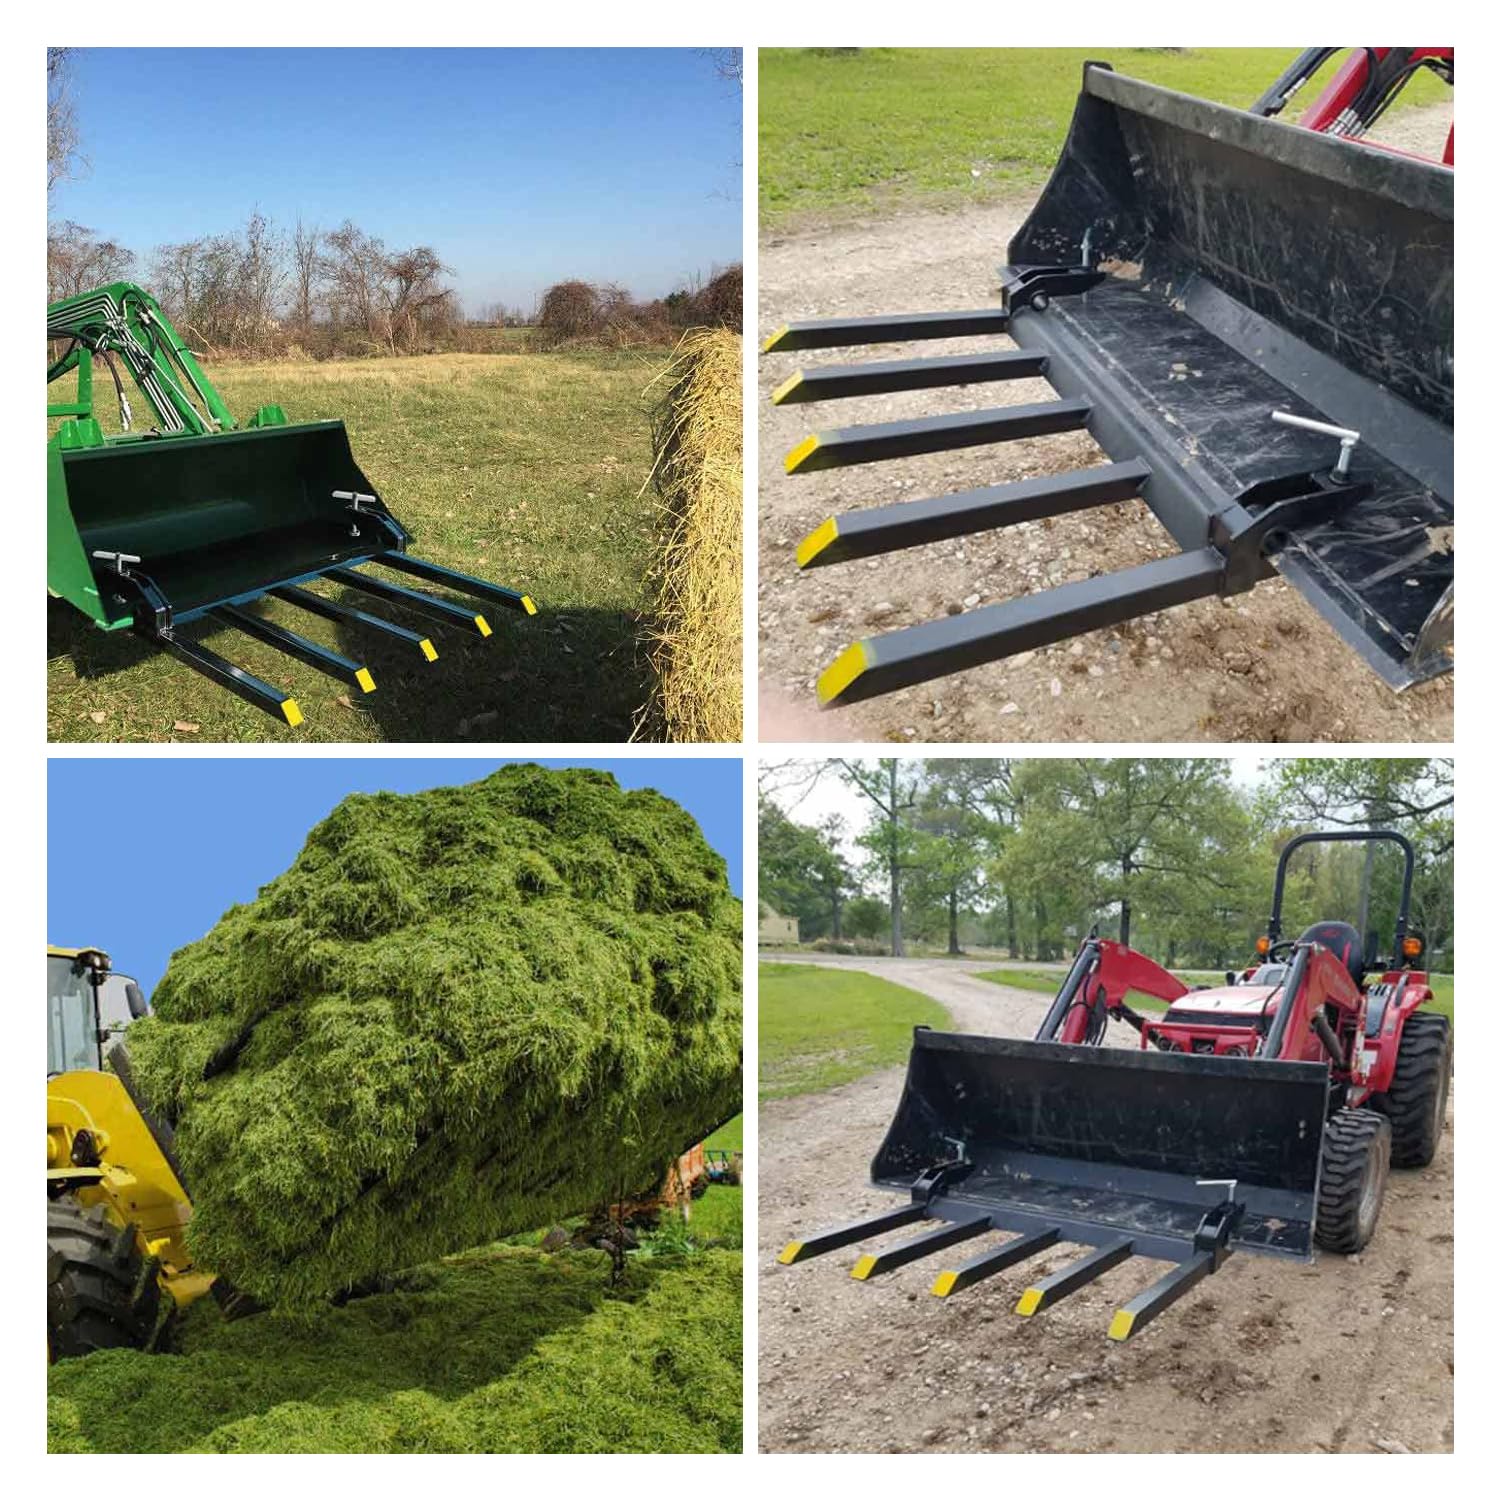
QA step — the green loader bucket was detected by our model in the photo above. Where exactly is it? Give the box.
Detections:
[50,421,383,629]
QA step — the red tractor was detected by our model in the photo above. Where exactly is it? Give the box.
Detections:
[778,831,1451,1340]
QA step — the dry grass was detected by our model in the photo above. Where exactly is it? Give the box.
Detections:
[635,330,743,743]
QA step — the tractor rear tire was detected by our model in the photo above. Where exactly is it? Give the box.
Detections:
[47,1199,162,1361]
[1375,1011,1452,1168]
[1314,1109,1391,1254]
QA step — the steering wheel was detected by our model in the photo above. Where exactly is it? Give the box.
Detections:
[1266,940,1297,963]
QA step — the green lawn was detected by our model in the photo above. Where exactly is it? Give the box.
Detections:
[48,1241,740,1453]
[759,961,950,1099]
[49,349,675,743]
[683,1185,742,1250]
[761,48,1449,225]
[978,965,1454,1022]
[703,1115,742,1151]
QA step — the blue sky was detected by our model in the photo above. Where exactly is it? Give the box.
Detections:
[53,48,742,312]
[49,757,743,996]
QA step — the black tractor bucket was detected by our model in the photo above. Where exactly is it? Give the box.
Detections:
[780,1031,1329,1341]
[54,421,535,725]
[766,63,1454,706]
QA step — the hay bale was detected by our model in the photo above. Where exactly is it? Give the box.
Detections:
[126,765,742,1308]
[637,329,743,742]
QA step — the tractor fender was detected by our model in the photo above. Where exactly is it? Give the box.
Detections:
[1361,975,1436,1096]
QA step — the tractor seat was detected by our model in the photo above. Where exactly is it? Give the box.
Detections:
[1298,921,1365,986]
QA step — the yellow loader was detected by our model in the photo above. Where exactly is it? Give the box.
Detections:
[46,945,217,1359]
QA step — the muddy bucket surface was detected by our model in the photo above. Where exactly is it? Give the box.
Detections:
[873,1031,1328,1260]
[51,421,385,627]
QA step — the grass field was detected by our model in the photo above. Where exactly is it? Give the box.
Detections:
[760,48,1449,225]
[978,965,1455,1023]
[48,1241,740,1453]
[49,349,675,743]
[760,961,950,1099]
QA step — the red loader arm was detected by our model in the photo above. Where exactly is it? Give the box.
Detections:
[1054,939,1187,1044]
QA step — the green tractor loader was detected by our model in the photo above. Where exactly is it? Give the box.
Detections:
[48,282,536,725]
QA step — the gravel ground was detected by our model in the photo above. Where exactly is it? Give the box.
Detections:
[757,954,1454,1453]
[756,102,1455,745]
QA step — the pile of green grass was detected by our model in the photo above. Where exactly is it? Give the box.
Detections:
[127,765,742,1307]
[48,1243,741,1453]
[759,962,950,1099]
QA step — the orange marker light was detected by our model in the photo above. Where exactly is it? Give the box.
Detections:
[1255,935,1271,955]
[1402,936,1424,958]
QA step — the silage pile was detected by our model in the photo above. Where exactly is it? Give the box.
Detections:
[126,765,741,1308]
[636,328,743,743]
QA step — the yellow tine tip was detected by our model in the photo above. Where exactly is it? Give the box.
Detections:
[354,667,376,694]
[521,595,537,615]
[419,639,438,663]
[1107,1309,1136,1342]
[280,698,304,728]
[475,615,492,638]
[785,434,821,474]
[931,1271,958,1298]
[771,371,805,405]
[850,1255,877,1281]
[796,517,839,569]
[776,1242,803,1266]
[816,641,871,707]
[1015,1287,1044,1318]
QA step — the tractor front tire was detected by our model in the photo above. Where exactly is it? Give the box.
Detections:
[1376,1011,1452,1168]
[1314,1109,1391,1254]
[47,1200,162,1361]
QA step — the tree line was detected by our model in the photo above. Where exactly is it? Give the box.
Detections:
[47,215,741,359]
[759,758,1454,971]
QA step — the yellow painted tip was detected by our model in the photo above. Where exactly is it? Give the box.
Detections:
[931,1270,959,1299]
[475,614,493,638]
[771,370,805,405]
[850,1255,877,1281]
[762,325,790,353]
[785,434,821,474]
[354,667,376,694]
[521,595,538,616]
[1107,1309,1136,1343]
[280,698,304,729]
[796,516,839,569]
[1015,1287,1044,1318]
[419,638,439,663]
[776,1241,804,1266]
[816,640,872,707]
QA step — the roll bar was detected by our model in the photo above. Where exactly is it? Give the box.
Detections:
[1266,829,1417,955]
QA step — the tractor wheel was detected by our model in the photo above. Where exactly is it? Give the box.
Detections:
[1375,1011,1452,1168]
[47,1199,162,1361]
[1314,1109,1391,1254]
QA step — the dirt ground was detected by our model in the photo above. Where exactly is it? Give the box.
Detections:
[757,955,1455,1454]
[756,102,1455,744]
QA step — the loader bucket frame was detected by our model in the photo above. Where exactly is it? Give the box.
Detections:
[47,282,537,725]
[768,63,1453,705]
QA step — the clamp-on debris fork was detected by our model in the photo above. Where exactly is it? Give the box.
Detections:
[764,62,1453,704]
[48,282,537,724]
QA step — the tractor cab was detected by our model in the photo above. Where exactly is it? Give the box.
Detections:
[47,946,148,1077]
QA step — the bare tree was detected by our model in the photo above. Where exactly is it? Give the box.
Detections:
[290,220,323,335]
[47,222,133,303]
[322,220,387,347]
[47,48,82,194]
[383,246,454,353]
